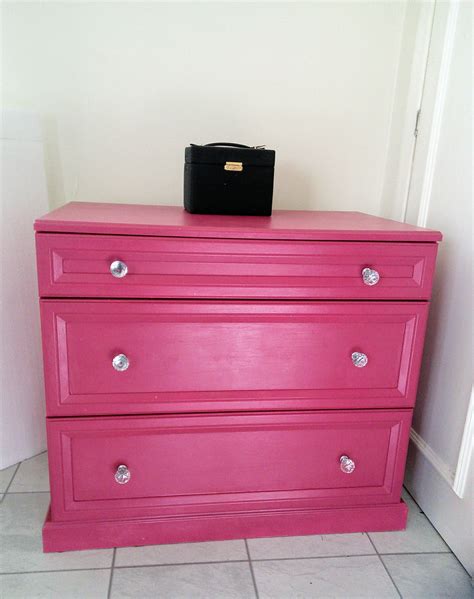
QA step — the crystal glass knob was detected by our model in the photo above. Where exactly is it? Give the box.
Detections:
[115,464,131,484]
[362,267,380,286]
[340,455,356,474]
[351,351,368,368]
[110,260,128,278]
[112,354,129,372]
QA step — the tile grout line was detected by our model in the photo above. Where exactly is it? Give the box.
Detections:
[402,485,423,513]
[0,560,250,576]
[5,491,50,495]
[0,567,113,576]
[252,553,376,563]
[0,463,21,502]
[245,540,260,599]
[0,551,455,577]
[107,548,116,599]
[367,534,403,599]
[111,559,249,570]
[21,450,47,461]
[250,550,452,561]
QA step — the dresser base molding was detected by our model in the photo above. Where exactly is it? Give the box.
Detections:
[42,501,408,553]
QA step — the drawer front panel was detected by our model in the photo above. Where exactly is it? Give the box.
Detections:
[47,410,412,521]
[41,301,428,415]
[36,233,437,300]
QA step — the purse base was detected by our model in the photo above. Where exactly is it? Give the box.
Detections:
[184,163,274,217]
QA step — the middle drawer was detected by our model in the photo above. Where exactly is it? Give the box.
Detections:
[41,300,428,416]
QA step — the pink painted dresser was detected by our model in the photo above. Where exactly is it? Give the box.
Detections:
[34,202,442,552]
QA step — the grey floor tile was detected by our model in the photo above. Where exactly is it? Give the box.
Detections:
[0,463,18,493]
[111,562,256,598]
[0,493,113,573]
[0,569,110,598]
[115,539,247,566]
[253,555,399,598]
[248,532,375,560]
[382,553,472,598]
[368,499,449,553]
[9,452,49,493]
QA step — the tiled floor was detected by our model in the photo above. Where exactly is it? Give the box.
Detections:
[1,453,472,598]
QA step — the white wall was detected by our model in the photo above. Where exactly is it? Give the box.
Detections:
[1,111,49,468]
[2,1,410,215]
[403,1,473,575]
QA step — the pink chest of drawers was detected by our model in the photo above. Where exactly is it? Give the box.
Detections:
[35,202,441,552]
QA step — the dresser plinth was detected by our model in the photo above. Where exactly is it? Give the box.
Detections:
[42,501,408,553]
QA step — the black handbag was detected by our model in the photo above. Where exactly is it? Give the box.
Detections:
[184,142,275,216]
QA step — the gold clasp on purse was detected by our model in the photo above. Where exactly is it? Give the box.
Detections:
[224,161,243,172]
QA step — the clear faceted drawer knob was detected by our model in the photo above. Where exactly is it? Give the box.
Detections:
[112,354,129,372]
[115,464,131,484]
[340,455,356,474]
[351,351,368,368]
[110,260,128,278]
[362,267,380,286]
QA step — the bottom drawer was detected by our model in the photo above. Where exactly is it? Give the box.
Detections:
[47,410,412,522]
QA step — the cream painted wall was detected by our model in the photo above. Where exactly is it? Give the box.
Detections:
[403,1,473,575]
[2,1,410,214]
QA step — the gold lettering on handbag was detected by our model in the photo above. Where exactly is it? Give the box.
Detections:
[224,161,243,172]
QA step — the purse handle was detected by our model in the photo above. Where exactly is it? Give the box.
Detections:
[191,142,265,149]
[203,142,250,148]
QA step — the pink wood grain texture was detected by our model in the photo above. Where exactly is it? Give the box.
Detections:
[34,204,441,552]
[42,501,408,552]
[34,202,442,242]
[40,300,428,416]
[36,233,438,300]
[46,410,412,523]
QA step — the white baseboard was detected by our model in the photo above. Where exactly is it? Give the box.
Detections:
[409,427,455,486]
[410,386,474,498]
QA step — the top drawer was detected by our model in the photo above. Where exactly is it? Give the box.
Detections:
[36,233,437,300]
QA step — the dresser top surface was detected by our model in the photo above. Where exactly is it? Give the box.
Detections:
[35,202,442,242]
